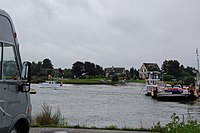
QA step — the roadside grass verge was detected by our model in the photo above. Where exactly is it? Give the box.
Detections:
[31,124,151,132]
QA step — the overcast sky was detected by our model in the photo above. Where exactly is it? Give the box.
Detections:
[1,0,200,69]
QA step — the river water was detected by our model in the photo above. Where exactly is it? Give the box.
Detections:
[30,83,200,128]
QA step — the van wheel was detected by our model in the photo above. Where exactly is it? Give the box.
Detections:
[10,125,21,133]
[10,127,18,133]
[11,120,29,133]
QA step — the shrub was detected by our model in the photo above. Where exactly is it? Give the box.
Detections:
[183,76,195,85]
[111,74,118,82]
[163,75,176,81]
[152,113,200,133]
[33,103,64,126]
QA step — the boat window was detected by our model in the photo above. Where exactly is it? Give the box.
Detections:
[2,43,20,80]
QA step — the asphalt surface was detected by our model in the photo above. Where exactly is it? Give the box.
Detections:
[30,128,150,133]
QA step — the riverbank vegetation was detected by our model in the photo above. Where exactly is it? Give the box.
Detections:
[32,103,65,126]
[32,104,200,132]
[152,113,200,133]
[30,58,198,86]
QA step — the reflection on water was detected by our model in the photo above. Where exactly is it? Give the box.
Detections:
[31,83,200,128]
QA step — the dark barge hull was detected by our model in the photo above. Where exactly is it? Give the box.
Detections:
[156,94,198,101]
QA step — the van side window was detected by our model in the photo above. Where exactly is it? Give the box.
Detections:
[3,43,20,80]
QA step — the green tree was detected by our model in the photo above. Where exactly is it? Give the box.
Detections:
[135,69,139,79]
[184,76,195,85]
[63,69,73,78]
[130,67,139,80]
[84,61,96,76]
[71,61,84,78]
[95,65,104,76]
[130,67,134,79]
[163,74,176,81]
[31,61,46,77]
[182,66,197,77]
[42,58,53,69]
[111,74,118,83]
[161,60,181,78]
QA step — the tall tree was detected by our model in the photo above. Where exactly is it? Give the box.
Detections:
[161,60,181,78]
[42,58,53,69]
[31,61,46,76]
[63,68,73,78]
[84,61,96,76]
[71,61,84,78]
[95,65,104,76]
[130,67,139,80]
[130,67,134,79]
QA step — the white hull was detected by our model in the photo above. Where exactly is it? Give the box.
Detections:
[39,81,62,88]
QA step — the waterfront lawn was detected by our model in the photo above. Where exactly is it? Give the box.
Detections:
[128,79,145,84]
[58,79,146,85]
[31,76,146,85]
[57,78,111,85]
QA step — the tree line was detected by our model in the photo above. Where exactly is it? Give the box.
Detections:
[161,60,197,85]
[30,58,198,84]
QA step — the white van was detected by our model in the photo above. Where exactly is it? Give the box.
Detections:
[0,9,31,133]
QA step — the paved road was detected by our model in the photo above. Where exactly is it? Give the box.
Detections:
[30,128,150,133]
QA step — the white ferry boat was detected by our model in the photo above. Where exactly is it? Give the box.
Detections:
[151,84,198,101]
[145,71,161,96]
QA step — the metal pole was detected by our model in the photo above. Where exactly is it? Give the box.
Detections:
[196,48,200,91]
[197,48,199,75]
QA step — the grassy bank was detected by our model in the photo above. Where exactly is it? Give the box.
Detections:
[31,76,146,85]
[57,78,111,85]
[128,80,145,84]
[57,79,145,85]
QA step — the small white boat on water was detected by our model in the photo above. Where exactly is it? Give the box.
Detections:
[39,81,63,88]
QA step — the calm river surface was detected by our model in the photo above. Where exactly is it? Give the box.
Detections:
[31,83,200,128]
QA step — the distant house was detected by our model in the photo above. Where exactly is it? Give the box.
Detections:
[139,63,161,79]
[105,66,125,77]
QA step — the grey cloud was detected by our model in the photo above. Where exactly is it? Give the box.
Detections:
[1,0,200,69]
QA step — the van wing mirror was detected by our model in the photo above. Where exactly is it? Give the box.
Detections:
[21,61,31,83]
[19,62,31,92]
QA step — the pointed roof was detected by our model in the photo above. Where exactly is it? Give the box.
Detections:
[143,63,160,71]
